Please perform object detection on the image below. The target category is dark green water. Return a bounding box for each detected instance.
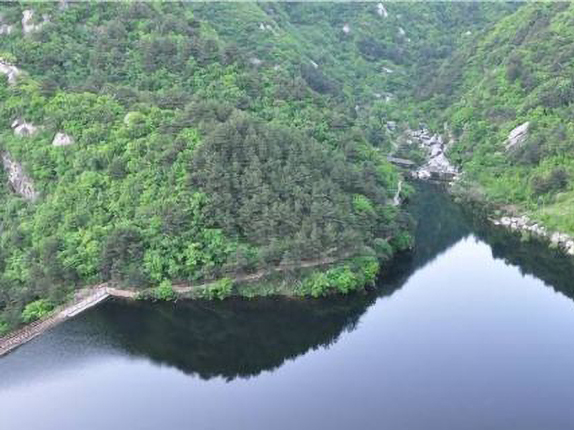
[1,184,574,430]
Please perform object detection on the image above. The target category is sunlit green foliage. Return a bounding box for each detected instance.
[0,2,518,332]
[21,299,53,323]
[302,257,380,298]
[0,320,8,336]
[202,278,234,301]
[423,3,574,233]
[153,280,176,301]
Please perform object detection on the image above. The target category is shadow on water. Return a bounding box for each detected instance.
[84,182,480,380]
[389,182,574,302]
[90,295,376,381]
[471,218,574,301]
[379,181,471,295]
[7,182,572,383]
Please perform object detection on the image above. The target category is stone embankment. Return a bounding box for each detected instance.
[505,122,529,151]
[492,215,574,256]
[22,9,49,35]
[0,286,141,357]
[0,13,14,35]
[52,132,74,146]
[0,286,110,357]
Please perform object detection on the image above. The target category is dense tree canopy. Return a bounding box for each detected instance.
[3,1,476,331]
[6,1,561,335]
[422,3,574,234]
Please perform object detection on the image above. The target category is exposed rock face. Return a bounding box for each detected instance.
[258,22,275,33]
[493,215,574,256]
[52,132,74,147]
[392,179,402,206]
[374,92,394,103]
[409,128,458,181]
[0,14,14,35]
[505,122,529,150]
[0,59,20,85]
[377,3,388,18]
[0,24,13,35]
[249,57,262,66]
[22,10,49,35]
[1,152,39,201]
[11,118,38,136]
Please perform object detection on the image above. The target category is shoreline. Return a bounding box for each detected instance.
[0,254,351,357]
[447,178,574,259]
[0,285,134,357]
[3,179,572,358]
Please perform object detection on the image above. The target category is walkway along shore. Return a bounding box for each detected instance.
[0,254,343,358]
[0,285,129,357]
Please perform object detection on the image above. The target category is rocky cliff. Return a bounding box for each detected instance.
[1,152,38,201]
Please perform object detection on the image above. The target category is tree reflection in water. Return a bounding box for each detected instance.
[84,182,574,380]
[90,182,478,380]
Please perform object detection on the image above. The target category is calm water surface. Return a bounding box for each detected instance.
[2,184,574,430]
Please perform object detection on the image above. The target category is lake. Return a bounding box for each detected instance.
[2,184,574,430]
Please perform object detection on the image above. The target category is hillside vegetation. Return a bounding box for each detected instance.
[0,2,541,333]
[424,3,574,233]
[0,2,413,331]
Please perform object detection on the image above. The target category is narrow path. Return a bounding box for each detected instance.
[0,254,345,357]
[173,254,341,293]
[0,286,110,357]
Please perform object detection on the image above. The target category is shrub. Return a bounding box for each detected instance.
[154,280,176,301]
[390,231,414,251]
[531,168,569,195]
[21,300,53,323]
[304,272,331,298]
[356,257,380,287]
[203,277,233,300]
[352,194,375,216]
[373,238,393,259]
[302,261,378,298]
[329,267,359,294]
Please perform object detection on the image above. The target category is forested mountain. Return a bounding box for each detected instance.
[0,1,553,333]
[424,2,574,234]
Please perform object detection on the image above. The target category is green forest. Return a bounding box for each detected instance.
[424,3,574,235]
[0,2,573,334]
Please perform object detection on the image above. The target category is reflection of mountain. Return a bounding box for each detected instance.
[401,182,574,303]
[379,181,471,295]
[91,295,376,381]
[90,182,476,381]
[472,221,574,301]
[4,184,573,387]
[408,182,472,266]
[24,183,571,382]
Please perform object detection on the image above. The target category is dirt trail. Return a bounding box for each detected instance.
[0,254,343,357]
[173,254,340,293]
